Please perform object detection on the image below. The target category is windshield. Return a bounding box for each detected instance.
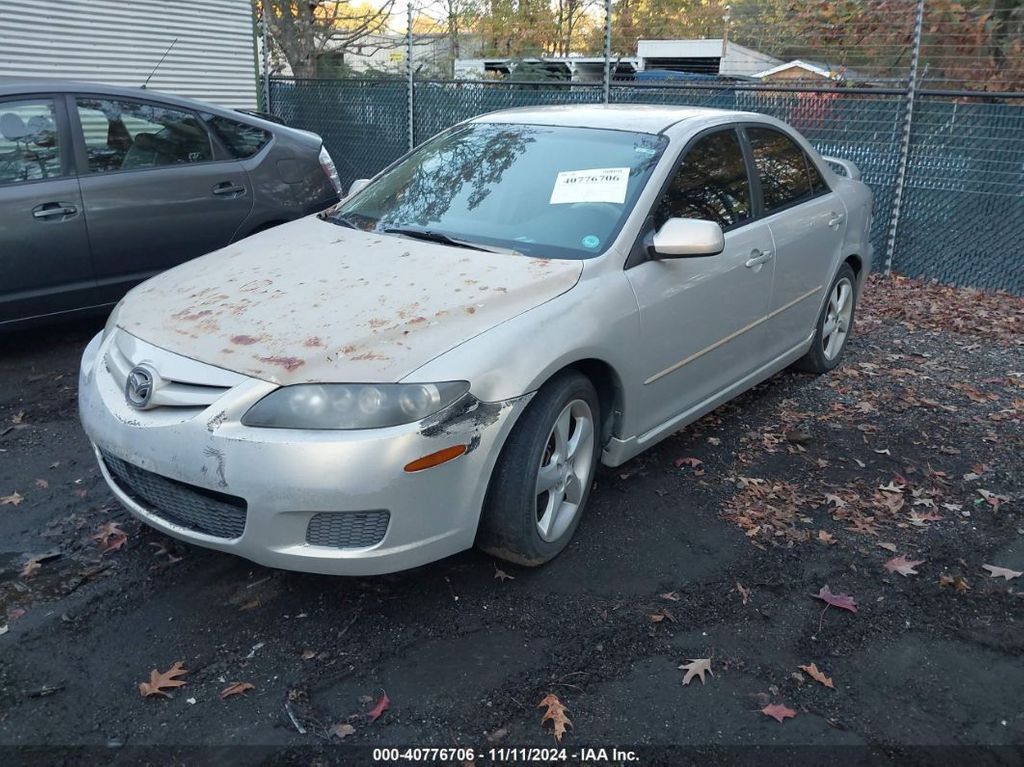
[329,123,668,259]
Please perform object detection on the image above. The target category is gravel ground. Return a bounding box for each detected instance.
[0,275,1021,764]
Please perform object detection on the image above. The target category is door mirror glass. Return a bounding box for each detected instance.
[650,217,724,258]
[347,178,371,197]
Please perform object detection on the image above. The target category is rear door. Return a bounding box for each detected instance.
[70,94,254,303]
[0,94,96,324]
[746,125,845,359]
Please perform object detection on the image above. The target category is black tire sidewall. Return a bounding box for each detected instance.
[478,372,601,566]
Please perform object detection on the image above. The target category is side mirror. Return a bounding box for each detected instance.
[347,178,371,197]
[649,217,724,258]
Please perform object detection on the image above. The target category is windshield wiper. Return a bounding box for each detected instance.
[381,227,521,255]
[327,214,359,229]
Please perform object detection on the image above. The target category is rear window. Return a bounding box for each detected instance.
[203,115,271,158]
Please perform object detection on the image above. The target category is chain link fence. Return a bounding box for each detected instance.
[269,77,1023,293]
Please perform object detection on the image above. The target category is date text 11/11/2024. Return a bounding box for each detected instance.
[371,747,640,762]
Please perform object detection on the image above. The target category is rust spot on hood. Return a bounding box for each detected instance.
[257,355,305,371]
[231,335,261,345]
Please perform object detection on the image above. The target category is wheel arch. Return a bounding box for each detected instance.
[540,357,625,446]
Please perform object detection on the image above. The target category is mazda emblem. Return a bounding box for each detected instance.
[125,365,156,409]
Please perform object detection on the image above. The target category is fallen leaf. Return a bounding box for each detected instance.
[649,609,675,623]
[220,682,255,699]
[812,585,858,613]
[537,693,572,742]
[330,722,356,739]
[367,691,390,722]
[981,564,1022,581]
[20,558,41,579]
[674,456,705,475]
[138,662,188,698]
[817,530,837,545]
[1,492,24,506]
[908,511,942,526]
[977,489,1007,510]
[761,703,796,723]
[93,522,127,554]
[877,542,898,553]
[659,591,680,601]
[11,411,24,424]
[239,599,261,611]
[799,663,834,689]
[148,541,183,563]
[300,649,317,660]
[736,581,750,605]
[493,566,514,582]
[34,479,48,489]
[939,574,971,593]
[679,658,713,686]
[884,556,925,577]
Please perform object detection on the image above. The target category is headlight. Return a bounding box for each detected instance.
[241,382,470,430]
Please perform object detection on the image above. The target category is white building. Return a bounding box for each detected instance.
[0,0,259,109]
[454,39,783,82]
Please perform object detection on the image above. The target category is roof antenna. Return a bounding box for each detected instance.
[142,38,178,89]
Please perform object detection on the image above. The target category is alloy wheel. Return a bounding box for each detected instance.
[534,399,596,543]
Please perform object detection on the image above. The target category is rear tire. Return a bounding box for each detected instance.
[477,371,600,567]
[795,263,858,374]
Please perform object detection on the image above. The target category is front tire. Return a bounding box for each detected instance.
[477,372,600,567]
[795,263,858,374]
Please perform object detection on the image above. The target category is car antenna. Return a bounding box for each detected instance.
[141,38,178,89]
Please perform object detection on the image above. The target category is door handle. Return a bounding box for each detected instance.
[828,212,846,228]
[212,182,246,197]
[745,249,773,268]
[32,203,77,220]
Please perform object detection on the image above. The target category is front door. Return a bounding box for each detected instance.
[0,95,96,324]
[625,128,775,437]
[70,94,253,303]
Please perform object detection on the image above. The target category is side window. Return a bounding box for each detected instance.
[806,154,829,195]
[0,98,62,185]
[75,97,212,173]
[748,126,818,213]
[202,115,271,159]
[655,129,752,230]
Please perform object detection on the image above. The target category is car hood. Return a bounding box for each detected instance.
[115,219,583,385]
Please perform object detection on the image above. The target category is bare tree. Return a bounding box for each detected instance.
[262,0,399,78]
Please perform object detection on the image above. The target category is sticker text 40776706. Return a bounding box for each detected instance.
[549,167,630,205]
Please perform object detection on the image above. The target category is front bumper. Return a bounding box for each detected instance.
[78,331,529,575]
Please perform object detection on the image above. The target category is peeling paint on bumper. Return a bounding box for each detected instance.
[78,332,530,576]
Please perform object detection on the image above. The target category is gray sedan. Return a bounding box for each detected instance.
[79,105,872,575]
[0,80,342,328]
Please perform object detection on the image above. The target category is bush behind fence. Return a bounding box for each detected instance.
[268,77,1024,294]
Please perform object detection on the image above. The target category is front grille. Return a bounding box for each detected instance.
[306,511,389,549]
[101,451,247,539]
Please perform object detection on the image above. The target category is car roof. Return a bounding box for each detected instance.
[0,77,261,124]
[469,104,761,134]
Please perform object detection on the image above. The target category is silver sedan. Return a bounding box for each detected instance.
[78,105,873,574]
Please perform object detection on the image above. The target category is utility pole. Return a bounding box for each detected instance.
[406,1,414,151]
[602,0,612,104]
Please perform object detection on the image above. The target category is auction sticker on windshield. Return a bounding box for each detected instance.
[549,167,630,205]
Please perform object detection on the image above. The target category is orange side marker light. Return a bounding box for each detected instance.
[403,444,468,473]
